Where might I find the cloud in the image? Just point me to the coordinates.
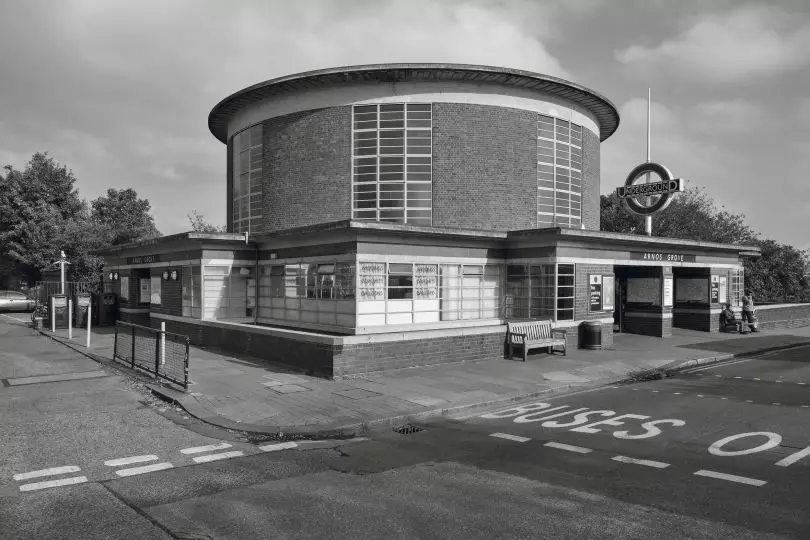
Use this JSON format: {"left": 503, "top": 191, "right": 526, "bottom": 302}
{"left": 0, "top": 0, "right": 569, "bottom": 234}
{"left": 615, "top": 4, "right": 810, "bottom": 83}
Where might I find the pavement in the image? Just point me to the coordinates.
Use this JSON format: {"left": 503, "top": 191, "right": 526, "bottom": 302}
{"left": 16, "top": 313, "right": 810, "bottom": 439}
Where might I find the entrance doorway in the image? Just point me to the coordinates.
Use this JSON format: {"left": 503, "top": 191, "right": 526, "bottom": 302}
{"left": 613, "top": 273, "right": 627, "bottom": 333}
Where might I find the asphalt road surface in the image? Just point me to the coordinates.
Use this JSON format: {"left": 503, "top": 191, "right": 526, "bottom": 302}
{"left": 3, "top": 311, "right": 810, "bottom": 539}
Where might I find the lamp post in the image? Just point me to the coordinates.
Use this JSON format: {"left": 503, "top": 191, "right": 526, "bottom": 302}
{"left": 55, "top": 250, "right": 71, "bottom": 295}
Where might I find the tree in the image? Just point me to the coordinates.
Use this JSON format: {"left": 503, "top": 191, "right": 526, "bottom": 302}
{"left": 0, "top": 153, "right": 86, "bottom": 286}
{"left": 91, "top": 188, "right": 160, "bottom": 246}
{"left": 744, "top": 241, "right": 810, "bottom": 303}
{"left": 187, "top": 210, "right": 226, "bottom": 233}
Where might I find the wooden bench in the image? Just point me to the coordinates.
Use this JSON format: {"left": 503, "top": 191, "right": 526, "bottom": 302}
{"left": 720, "top": 312, "right": 759, "bottom": 334}
{"left": 507, "top": 320, "right": 567, "bottom": 362}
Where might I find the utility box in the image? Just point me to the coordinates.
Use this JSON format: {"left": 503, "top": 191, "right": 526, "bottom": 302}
{"left": 97, "top": 292, "right": 119, "bottom": 326}
{"left": 49, "top": 295, "right": 69, "bottom": 329}
{"left": 74, "top": 292, "right": 93, "bottom": 327}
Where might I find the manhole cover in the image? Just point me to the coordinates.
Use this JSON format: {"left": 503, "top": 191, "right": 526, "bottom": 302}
{"left": 392, "top": 424, "right": 425, "bottom": 435}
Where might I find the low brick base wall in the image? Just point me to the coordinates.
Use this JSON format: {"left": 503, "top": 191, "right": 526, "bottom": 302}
{"left": 142, "top": 314, "right": 626, "bottom": 379}
{"left": 623, "top": 313, "right": 672, "bottom": 338}
{"left": 752, "top": 304, "right": 810, "bottom": 330}
{"left": 119, "top": 311, "right": 150, "bottom": 327}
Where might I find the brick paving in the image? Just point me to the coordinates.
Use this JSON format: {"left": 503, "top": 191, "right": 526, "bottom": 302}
{"left": 38, "top": 320, "right": 810, "bottom": 437}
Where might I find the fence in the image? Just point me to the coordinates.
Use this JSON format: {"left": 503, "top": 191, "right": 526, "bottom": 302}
{"left": 113, "top": 321, "right": 190, "bottom": 390}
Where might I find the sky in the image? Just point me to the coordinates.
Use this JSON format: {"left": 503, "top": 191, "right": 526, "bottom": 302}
{"left": 1, "top": 0, "right": 808, "bottom": 249}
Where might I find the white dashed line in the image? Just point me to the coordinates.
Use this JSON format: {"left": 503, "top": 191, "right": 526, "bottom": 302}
{"left": 694, "top": 469, "right": 766, "bottom": 486}
{"left": 104, "top": 455, "right": 158, "bottom": 467}
{"left": 754, "top": 378, "right": 761, "bottom": 381}
{"left": 734, "top": 377, "right": 742, "bottom": 379}
{"left": 115, "top": 462, "right": 174, "bottom": 477}
{"left": 745, "top": 400, "right": 754, "bottom": 403}
{"left": 697, "top": 394, "right": 704, "bottom": 398}
{"left": 19, "top": 476, "right": 88, "bottom": 492}
{"left": 721, "top": 397, "right": 729, "bottom": 400}
{"left": 674, "top": 392, "right": 681, "bottom": 395}
{"left": 652, "top": 390, "right": 659, "bottom": 393}
{"left": 489, "top": 433, "right": 530, "bottom": 443}
{"left": 772, "top": 403, "right": 781, "bottom": 406}
{"left": 799, "top": 382, "right": 806, "bottom": 385}
{"left": 258, "top": 441, "right": 299, "bottom": 451}
{"left": 544, "top": 442, "right": 592, "bottom": 454}
{"left": 181, "top": 443, "right": 232, "bottom": 455}
{"left": 192, "top": 450, "right": 244, "bottom": 463}
{"left": 801, "top": 405, "right": 809, "bottom": 408}
{"left": 775, "top": 447, "right": 810, "bottom": 467}
{"left": 612, "top": 455, "right": 670, "bottom": 469}
{"left": 13, "top": 466, "right": 81, "bottom": 481}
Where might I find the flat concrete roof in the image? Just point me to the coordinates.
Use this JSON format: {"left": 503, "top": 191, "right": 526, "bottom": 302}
{"left": 208, "top": 63, "right": 621, "bottom": 144}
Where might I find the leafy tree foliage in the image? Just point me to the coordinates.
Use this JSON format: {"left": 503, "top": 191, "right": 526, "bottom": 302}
{"left": 91, "top": 188, "right": 160, "bottom": 246}
{"left": 601, "top": 186, "right": 810, "bottom": 302}
{"left": 187, "top": 210, "right": 225, "bottom": 233}
{"left": 0, "top": 153, "right": 160, "bottom": 288}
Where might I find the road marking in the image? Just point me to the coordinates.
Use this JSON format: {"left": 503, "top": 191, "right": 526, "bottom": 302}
{"left": 697, "top": 394, "right": 704, "bottom": 398}
{"left": 802, "top": 405, "right": 809, "bottom": 408}
{"left": 721, "top": 397, "right": 729, "bottom": 400}
{"left": 104, "top": 455, "right": 159, "bottom": 467}
{"left": 192, "top": 450, "right": 244, "bottom": 463}
{"left": 651, "top": 390, "right": 659, "bottom": 393}
{"left": 734, "top": 376, "right": 742, "bottom": 379}
{"left": 13, "top": 466, "right": 81, "bottom": 481}
{"left": 754, "top": 378, "right": 760, "bottom": 381}
{"left": 745, "top": 400, "right": 754, "bottom": 403}
{"left": 544, "top": 442, "right": 592, "bottom": 454}
{"left": 673, "top": 392, "right": 681, "bottom": 395}
{"left": 709, "top": 432, "right": 782, "bottom": 456}
{"left": 19, "top": 476, "right": 88, "bottom": 491}
{"left": 489, "top": 433, "right": 530, "bottom": 443}
{"left": 181, "top": 443, "right": 232, "bottom": 455}
{"left": 694, "top": 469, "right": 766, "bottom": 486}
{"left": 612, "top": 455, "right": 670, "bottom": 469}
{"left": 772, "top": 403, "right": 780, "bottom": 406}
{"left": 799, "top": 382, "right": 806, "bottom": 385}
{"left": 686, "top": 357, "right": 754, "bottom": 373}
{"left": 775, "top": 446, "right": 810, "bottom": 467}
{"left": 775, "top": 381, "right": 783, "bottom": 383}
{"left": 115, "top": 463, "right": 174, "bottom": 477}
{"left": 259, "top": 441, "right": 299, "bottom": 451}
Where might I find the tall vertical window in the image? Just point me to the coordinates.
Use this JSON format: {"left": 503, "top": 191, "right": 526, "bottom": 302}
{"left": 538, "top": 115, "right": 583, "bottom": 228}
{"left": 352, "top": 103, "right": 432, "bottom": 226}
{"left": 232, "top": 124, "right": 263, "bottom": 234}
{"left": 182, "top": 266, "right": 201, "bottom": 318}
{"left": 505, "top": 263, "right": 574, "bottom": 321}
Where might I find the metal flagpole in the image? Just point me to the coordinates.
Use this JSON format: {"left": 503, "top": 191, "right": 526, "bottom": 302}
{"left": 645, "top": 88, "right": 652, "bottom": 236}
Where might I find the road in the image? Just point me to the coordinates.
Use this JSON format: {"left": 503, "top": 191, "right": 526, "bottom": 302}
{"left": 2, "top": 311, "right": 809, "bottom": 538}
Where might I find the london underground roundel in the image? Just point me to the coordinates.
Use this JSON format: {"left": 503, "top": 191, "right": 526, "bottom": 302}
{"left": 615, "top": 162, "right": 684, "bottom": 216}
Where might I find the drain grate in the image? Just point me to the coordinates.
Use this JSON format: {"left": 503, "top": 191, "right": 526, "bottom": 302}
{"left": 392, "top": 424, "right": 425, "bottom": 435}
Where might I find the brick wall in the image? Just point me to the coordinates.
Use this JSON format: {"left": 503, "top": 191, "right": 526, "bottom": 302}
{"left": 261, "top": 107, "right": 352, "bottom": 233}
{"left": 432, "top": 103, "right": 537, "bottom": 231}
{"left": 581, "top": 128, "right": 601, "bottom": 231}
{"left": 754, "top": 304, "right": 810, "bottom": 330}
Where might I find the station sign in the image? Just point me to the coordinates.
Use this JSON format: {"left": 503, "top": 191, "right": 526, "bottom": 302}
{"left": 127, "top": 255, "right": 161, "bottom": 265}
{"left": 630, "top": 252, "right": 696, "bottom": 263}
{"left": 616, "top": 162, "right": 684, "bottom": 216}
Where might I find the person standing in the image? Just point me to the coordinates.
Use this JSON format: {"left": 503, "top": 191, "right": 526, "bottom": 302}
{"left": 741, "top": 289, "right": 758, "bottom": 331}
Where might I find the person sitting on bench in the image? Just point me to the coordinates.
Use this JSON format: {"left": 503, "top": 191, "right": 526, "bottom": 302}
{"left": 720, "top": 303, "right": 741, "bottom": 332}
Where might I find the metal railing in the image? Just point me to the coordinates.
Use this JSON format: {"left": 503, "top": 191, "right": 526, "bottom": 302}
{"left": 113, "top": 321, "right": 190, "bottom": 390}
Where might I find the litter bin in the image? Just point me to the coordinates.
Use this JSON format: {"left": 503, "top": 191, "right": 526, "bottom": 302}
{"left": 49, "top": 295, "right": 69, "bottom": 329}
{"left": 579, "top": 321, "right": 603, "bottom": 350}
{"left": 74, "top": 292, "right": 92, "bottom": 327}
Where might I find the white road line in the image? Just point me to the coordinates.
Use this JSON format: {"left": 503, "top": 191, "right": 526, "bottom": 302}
{"left": 687, "top": 358, "right": 755, "bottom": 373}
{"left": 104, "top": 455, "right": 158, "bottom": 467}
{"left": 652, "top": 390, "right": 659, "bottom": 393}
{"left": 697, "top": 394, "right": 704, "bottom": 398}
{"left": 544, "top": 442, "right": 592, "bottom": 454}
{"left": 799, "top": 382, "right": 806, "bottom": 385}
{"left": 694, "top": 469, "right": 766, "bottom": 486}
{"left": 802, "top": 405, "right": 809, "bottom": 408}
{"left": 181, "top": 443, "right": 232, "bottom": 455}
{"left": 19, "top": 476, "right": 88, "bottom": 492}
{"left": 489, "top": 433, "right": 530, "bottom": 443}
{"left": 775, "top": 447, "right": 810, "bottom": 467}
{"left": 772, "top": 403, "right": 781, "bottom": 406}
{"left": 13, "top": 466, "right": 81, "bottom": 481}
{"left": 745, "top": 400, "right": 754, "bottom": 403}
{"left": 754, "top": 378, "right": 761, "bottom": 381}
{"left": 612, "top": 455, "right": 670, "bottom": 469}
{"left": 115, "top": 463, "right": 174, "bottom": 477}
{"left": 721, "top": 397, "right": 729, "bottom": 400}
{"left": 192, "top": 450, "right": 244, "bottom": 463}
{"left": 674, "top": 392, "right": 681, "bottom": 395}
{"left": 734, "top": 376, "right": 742, "bottom": 379}
{"left": 259, "top": 441, "right": 299, "bottom": 451}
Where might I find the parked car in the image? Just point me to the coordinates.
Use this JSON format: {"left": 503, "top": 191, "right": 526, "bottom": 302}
{"left": 0, "top": 291, "right": 36, "bottom": 312}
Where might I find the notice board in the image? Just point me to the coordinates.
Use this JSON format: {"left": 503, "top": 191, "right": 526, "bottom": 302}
{"left": 589, "top": 275, "right": 603, "bottom": 312}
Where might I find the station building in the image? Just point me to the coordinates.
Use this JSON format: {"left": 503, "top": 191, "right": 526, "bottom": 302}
{"left": 99, "top": 63, "right": 780, "bottom": 378}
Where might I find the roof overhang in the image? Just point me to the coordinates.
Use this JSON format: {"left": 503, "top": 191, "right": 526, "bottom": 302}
{"left": 208, "top": 63, "right": 620, "bottom": 144}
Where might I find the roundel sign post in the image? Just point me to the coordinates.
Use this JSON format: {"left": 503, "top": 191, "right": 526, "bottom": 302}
{"left": 616, "top": 162, "right": 684, "bottom": 216}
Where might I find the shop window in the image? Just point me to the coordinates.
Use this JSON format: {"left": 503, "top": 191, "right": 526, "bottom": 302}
{"left": 556, "top": 264, "right": 575, "bottom": 320}
{"left": 120, "top": 276, "right": 130, "bottom": 301}
{"left": 202, "top": 265, "right": 251, "bottom": 320}
{"left": 730, "top": 268, "right": 744, "bottom": 307}
{"left": 182, "top": 266, "right": 201, "bottom": 318}
{"left": 530, "top": 264, "right": 555, "bottom": 319}
{"left": 335, "top": 262, "right": 356, "bottom": 299}
{"left": 359, "top": 262, "right": 386, "bottom": 300}
{"left": 388, "top": 263, "right": 413, "bottom": 300}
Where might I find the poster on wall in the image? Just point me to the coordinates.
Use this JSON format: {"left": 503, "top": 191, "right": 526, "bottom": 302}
{"left": 602, "top": 276, "right": 615, "bottom": 311}
{"left": 663, "top": 277, "right": 674, "bottom": 307}
{"left": 710, "top": 275, "right": 720, "bottom": 303}
{"left": 719, "top": 276, "right": 728, "bottom": 305}
{"left": 120, "top": 276, "right": 129, "bottom": 301}
{"left": 139, "top": 279, "right": 151, "bottom": 304}
{"left": 150, "top": 276, "right": 162, "bottom": 305}
{"left": 589, "top": 275, "right": 603, "bottom": 312}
